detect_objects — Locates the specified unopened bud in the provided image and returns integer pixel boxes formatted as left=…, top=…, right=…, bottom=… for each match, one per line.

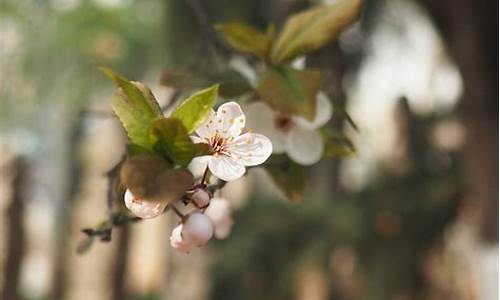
left=205, top=197, right=234, bottom=239
left=182, top=212, right=214, bottom=246
left=191, top=188, right=211, bottom=208
left=124, top=189, right=167, bottom=219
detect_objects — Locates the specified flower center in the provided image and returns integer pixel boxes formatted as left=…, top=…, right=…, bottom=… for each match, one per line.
left=209, top=133, right=230, bottom=156
left=274, top=113, right=294, bottom=132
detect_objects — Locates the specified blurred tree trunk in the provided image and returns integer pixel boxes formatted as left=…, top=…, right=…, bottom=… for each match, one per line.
left=417, top=0, right=498, bottom=243
left=1, top=157, right=27, bottom=300
left=52, top=117, right=84, bottom=300
left=111, top=227, right=130, bottom=300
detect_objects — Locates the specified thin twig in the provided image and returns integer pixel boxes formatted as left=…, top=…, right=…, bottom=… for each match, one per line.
left=169, top=204, right=186, bottom=220
left=201, top=167, right=211, bottom=186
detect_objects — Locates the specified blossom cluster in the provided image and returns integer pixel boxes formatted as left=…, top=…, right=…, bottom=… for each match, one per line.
left=123, top=96, right=333, bottom=253
left=124, top=101, right=272, bottom=252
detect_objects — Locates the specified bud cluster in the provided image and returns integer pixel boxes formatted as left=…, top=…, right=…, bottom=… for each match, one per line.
left=123, top=185, right=233, bottom=253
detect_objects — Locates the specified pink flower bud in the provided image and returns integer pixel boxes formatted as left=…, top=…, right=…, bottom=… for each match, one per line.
left=124, top=189, right=167, bottom=219
left=169, top=224, right=194, bottom=253
left=182, top=212, right=214, bottom=246
left=191, top=188, right=211, bottom=208
left=204, top=197, right=234, bottom=239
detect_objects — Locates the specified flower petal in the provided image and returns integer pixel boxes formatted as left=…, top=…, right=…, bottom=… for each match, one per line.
left=170, top=224, right=194, bottom=253
left=245, top=102, right=286, bottom=153
left=187, top=155, right=210, bottom=178
left=208, top=155, right=246, bottom=181
left=124, top=189, right=167, bottom=219
left=205, top=197, right=234, bottom=239
left=294, top=92, right=333, bottom=130
left=216, top=101, right=245, bottom=138
left=285, top=125, right=324, bottom=165
left=195, top=109, right=217, bottom=139
left=312, top=92, right=333, bottom=128
left=230, top=133, right=272, bottom=166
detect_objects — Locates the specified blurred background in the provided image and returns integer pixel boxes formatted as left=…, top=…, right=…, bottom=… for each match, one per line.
left=0, top=0, right=498, bottom=299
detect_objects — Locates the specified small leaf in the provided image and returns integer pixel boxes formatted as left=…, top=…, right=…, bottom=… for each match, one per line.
left=271, top=0, right=363, bottom=63
left=214, top=70, right=253, bottom=98
left=126, top=143, right=151, bottom=156
left=266, top=155, right=308, bottom=203
left=150, top=118, right=210, bottom=167
left=171, top=85, right=218, bottom=133
left=102, top=67, right=163, bottom=150
left=215, top=21, right=273, bottom=60
left=256, top=66, right=320, bottom=120
left=76, top=236, right=95, bottom=255
left=160, top=69, right=209, bottom=90
left=193, top=143, right=212, bottom=157
left=160, top=69, right=251, bottom=98
left=321, top=129, right=356, bottom=158
left=335, top=106, right=359, bottom=132
left=120, top=154, right=193, bottom=203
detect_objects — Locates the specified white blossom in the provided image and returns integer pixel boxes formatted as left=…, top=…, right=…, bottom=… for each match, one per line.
left=169, top=224, right=194, bottom=253
left=124, top=189, right=167, bottom=219
left=204, top=197, right=234, bottom=239
left=245, top=92, right=333, bottom=165
left=190, top=102, right=273, bottom=181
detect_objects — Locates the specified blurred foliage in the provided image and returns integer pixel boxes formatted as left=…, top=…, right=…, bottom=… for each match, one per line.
left=209, top=107, right=461, bottom=300
left=0, top=0, right=167, bottom=127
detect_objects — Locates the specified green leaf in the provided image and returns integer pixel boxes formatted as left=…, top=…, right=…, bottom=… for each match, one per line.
left=214, top=70, right=253, bottom=98
left=271, top=0, right=363, bottom=63
left=171, top=85, right=218, bottom=133
left=102, top=67, right=163, bottom=150
left=266, top=155, right=308, bottom=203
left=256, top=66, right=320, bottom=120
left=215, top=21, right=274, bottom=61
left=160, top=69, right=209, bottom=90
left=321, top=129, right=356, bottom=158
left=160, top=69, right=252, bottom=98
left=126, top=144, right=151, bottom=156
left=150, top=117, right=210, bottom=167
left=120, top=154, right=193, bottom=203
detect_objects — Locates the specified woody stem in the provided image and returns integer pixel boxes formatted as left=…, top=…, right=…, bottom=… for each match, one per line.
left=169, top=204, right=186, bottom=221
left=201, top=166, right=210, bottom=186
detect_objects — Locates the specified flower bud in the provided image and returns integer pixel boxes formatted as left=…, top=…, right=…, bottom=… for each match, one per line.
left=124, top=189, right=167, bottom=219
left=191, top=188, right=211, bottom=208
left=204, top=197, right=234, bottom=239
left=169, top=224, right=194, bottom=253
left=182, top=212, right=214, bottom=246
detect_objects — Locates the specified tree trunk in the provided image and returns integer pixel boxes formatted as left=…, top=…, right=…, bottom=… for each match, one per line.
left=418, top=0, right=498, bottom=243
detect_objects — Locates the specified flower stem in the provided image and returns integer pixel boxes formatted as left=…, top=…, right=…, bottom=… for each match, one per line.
left=201, top=167, right=211, bottom=186
left=169, top=204, right=186, bottom=221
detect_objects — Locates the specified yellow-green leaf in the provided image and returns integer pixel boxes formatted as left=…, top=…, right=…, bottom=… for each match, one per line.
left=150, top=117, right=210, bottom=167
left=321, top=129, right=356, bottom=158
left=271, top=0, right=363, bottom=63
left=120, top=154, right=193, bottom=203
left=102, top=68, right=163, bottom=150
left=171, top=85, right=218, bottom=133
left=256, top=66, right=320, bottom=120
left=215, top=21, right=274, bottom=61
